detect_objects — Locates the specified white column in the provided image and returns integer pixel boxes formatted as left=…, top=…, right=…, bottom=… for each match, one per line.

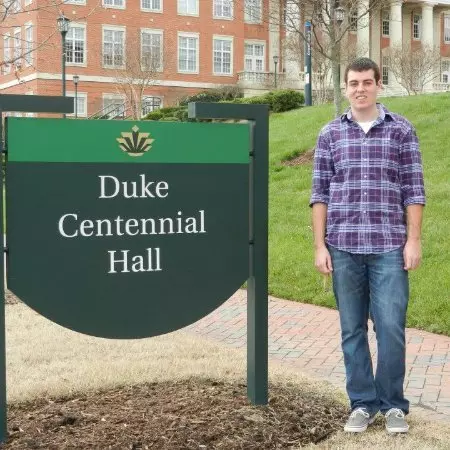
left=269, top=0, right=280, bottom=73
left=422, top=2, right=436, bottom=91
left=357, top=0, right=370, bottom=56
left=421, top=3, right=435, bottom=48
left=282, top=1, right=301, bottom=81
left=389, top=1, right=403, bottom=92
left=371, top=9, right=381, bottom=64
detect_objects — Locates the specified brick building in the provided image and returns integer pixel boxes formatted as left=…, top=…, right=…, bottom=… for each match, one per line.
left=0, top=0, right=283, bottom=118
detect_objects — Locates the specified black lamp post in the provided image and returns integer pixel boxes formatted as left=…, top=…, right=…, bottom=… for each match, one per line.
left=57, top=13, right=70, bottom=117
left=335, top=6, right=345, bottom=85
left=73, top=75, right=79, bottom=118
left=273, top=55, right=279, bottom=89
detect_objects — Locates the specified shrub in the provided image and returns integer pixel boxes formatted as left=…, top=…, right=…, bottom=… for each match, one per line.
left=270, top=90, right=304, bottom=112
left=144, top=110, right=164, bottom=121
left=179, top=85, right=243, bottom=106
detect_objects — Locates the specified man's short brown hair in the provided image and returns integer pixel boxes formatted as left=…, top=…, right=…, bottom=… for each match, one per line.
left=344, top=57, right=381, bottom=84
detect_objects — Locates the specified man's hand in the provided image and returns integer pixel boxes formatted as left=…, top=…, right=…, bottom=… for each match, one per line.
left=315, top=246, right=333, bottom=274
left=403, top=239, right=422, bottom=271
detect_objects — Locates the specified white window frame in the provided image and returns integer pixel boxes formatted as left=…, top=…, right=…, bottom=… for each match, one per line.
left=141, top=0, right=162, bottom=12
left=442, top=60, right=450, bottom=83
left=64, top=0, right=86, bottom=5
left=413, top=14, right=421, bottom=40
left=244, top=0, right=262, bottom=24
left=213, top=35, right=233, bottom=76
left=67, top=91, right=87, bottom=117
left=24, top=0, right=33, bottom=6
left=382, top=10, right=390, bottom=37
left=102, top=0, right=125, bottom=9
left=66, top=23, right=87, bottom=66
left=178, top=32, right=199, bottom=74
left=382, top=55, right=389, bottom=85
left=3, top=34, right=11, bottom=74
left=349, top=9, right=358, bottom=33
left=244, top=40, right=265, bottom=72
left=177, top=0, right=198, bottom=16
left=141, top=95, right=162, bottom=117
left=141, top=29, right=163, bottom=72
left=213, top=0, right=233, bottom=20
left=13, top=27, right=21, bottom=68
left=444, top=15, right=450, bottom=44
left=102, top=94, right=126, bottom=119
left=24, top=22, right=33, bottom=66
left=102, top=25, right=126, bottom=69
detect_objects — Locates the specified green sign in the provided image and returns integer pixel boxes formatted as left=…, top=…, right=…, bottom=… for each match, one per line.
left=6, top=118, right=250, bottom=339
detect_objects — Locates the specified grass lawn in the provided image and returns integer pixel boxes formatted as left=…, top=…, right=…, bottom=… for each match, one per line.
left=268, top=93, right=450, bottom=336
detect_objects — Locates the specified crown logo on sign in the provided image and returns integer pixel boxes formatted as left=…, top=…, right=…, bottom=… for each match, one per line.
left=116, top=125, right=154, bottom=157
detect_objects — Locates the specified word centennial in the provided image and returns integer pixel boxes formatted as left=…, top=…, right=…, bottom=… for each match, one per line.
left=57, top=174, right=207, bottom=274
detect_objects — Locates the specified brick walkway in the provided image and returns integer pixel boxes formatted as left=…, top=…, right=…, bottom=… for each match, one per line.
left=186, top=290, right=450, bottom=423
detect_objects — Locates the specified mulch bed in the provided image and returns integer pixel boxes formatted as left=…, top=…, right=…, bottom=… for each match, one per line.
left=3, top=379, right=348, bottom=449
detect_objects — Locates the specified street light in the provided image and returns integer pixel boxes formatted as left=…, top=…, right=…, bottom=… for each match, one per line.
left=335, top=6, right=345, bottom=85
left=57, top=13, right=70, bottom=117
left=273, top=55, right=279, bottom=89
left=73, top=75, right=79, bottom=118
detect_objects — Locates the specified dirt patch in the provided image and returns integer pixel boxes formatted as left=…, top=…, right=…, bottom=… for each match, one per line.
left=282, top=149, right=314, bottom=166
left=5, top=378, right=347, bottom=449
left=5, top=290, right=19, bottom=305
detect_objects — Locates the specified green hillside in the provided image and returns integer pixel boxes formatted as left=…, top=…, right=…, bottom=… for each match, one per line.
left=268, top=93, right=450, bottom=335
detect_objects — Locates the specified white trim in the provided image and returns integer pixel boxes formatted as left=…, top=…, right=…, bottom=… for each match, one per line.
left=102, top=0, right=126, bottom=10
left=64, top=0, right=86, bottom=4
left=141, top=28, right=164, bottom=72
left=244, top=39, right=266, bottom=72
left=177, top=32, right=200, bottom=74
left=67, top=91, right=87, bottom=117
left=444, top=14, right=450, bottom=43
left=0, top=72, right=225, bottom=90
left=212, top=35, right=233, bottom=76
left=24, top=22, right=33, bottom=67
left=177, top=0, right=199, bottom=16
left=213, top=0, right=233, bottom=20
left=102, top=25, right=126, bottom=69
left=141, top=0, right=163, bottom=13
left=244, top=0, right=262, bottom=24
left=66, top=22, right=87, bottom=67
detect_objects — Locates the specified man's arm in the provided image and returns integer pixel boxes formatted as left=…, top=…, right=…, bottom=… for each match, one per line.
left=312, top=203, right=333, bottom=274
left=398, top=127, right=426, bottom=271
left=403, top=204, right=424, bottom=271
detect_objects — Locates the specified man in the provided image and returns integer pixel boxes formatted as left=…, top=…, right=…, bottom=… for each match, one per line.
left=310, top=58, right=425, bottom=434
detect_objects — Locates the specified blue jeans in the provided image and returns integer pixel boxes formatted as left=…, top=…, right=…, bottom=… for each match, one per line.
left=328, top=245, right=409, bottom=416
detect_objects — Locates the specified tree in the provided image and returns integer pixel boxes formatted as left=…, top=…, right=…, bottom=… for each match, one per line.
left=263, top=0, right=391, bottom=116
left=387, top=44, right=441, bottom=95
left=112, top=38, right=164, bottom=120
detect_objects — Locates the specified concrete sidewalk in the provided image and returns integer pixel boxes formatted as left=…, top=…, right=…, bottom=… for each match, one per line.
left=186, top=290, right=450, bottom=423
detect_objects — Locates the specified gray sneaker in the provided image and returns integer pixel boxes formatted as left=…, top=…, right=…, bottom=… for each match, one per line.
left=385, top=408, right=409, bottom=433
left=344, top=407, right=376, bottom=433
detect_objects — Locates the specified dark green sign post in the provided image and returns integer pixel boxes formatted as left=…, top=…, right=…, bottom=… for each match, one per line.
left=0, top=102, right=268, bottom=442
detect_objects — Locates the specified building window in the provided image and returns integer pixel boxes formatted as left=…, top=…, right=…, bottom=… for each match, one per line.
left=103, top=0, right=125, bottom=8
left=13, top=28, right=21, bottom=67
left=141, top=30, right=163, bottom=71
left=178, top=33, right=199, bottom=73
left=245, top=42, right=264, bottom=72
left=178, top=0, right=198, bottom=15
left=442, top=60, right=450, bottom=83
left=445, top=16, right=450, bottom=43
left=103, top=27, right=125, bottom=68
left=3, top=35, right=11, bottom=74
left=11, top=0, right=21, bottom=13
left=413, top=14, right=421, bottom=40
left=68, top=92, right=87, bottom=117
left=213, top=37, right=232, bottom=75
left=66, top=25, right=86, bottom=65
left=142, top=96, right=162, bottom=116
left=382, top=55, right=389, bottom=85
left=141, top=0, right=161, bottom=12
left=103, top=95, right=126, bottom=119
left=382, top=11, right=390, bottom=37
left=24, top=24, right=33, bottom=66
left=214, top=0, right=232, bottom=19
left=349, top=10, right=358, bottom=32
left=244, top=0, right=262, bottom=23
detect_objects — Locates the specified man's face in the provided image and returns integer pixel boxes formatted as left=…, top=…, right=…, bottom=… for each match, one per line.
left=345, top=69, right=381, bottom=112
